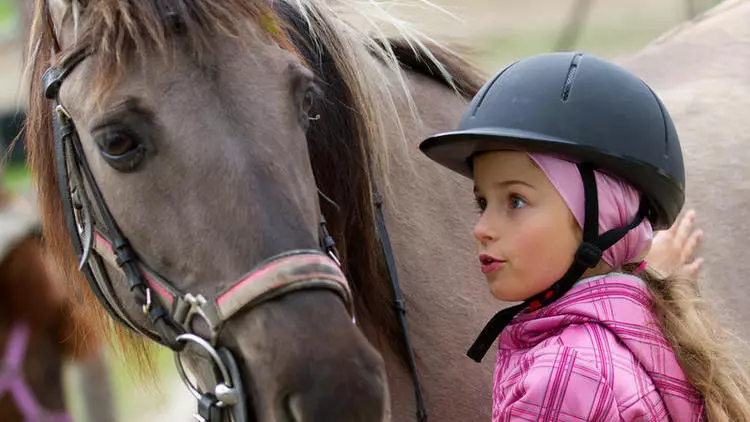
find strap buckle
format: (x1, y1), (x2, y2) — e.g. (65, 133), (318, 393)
(575, 241), (602, 268)
(174, 294), (223, 345)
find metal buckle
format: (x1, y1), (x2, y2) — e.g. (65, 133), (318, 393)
(174, 294), (222, 345)
(142, 288), (152, 315)
(174, 334), (240, 410)
(55, 104), (72, 122)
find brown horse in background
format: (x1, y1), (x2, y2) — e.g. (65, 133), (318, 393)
(0, 187), (112, 422)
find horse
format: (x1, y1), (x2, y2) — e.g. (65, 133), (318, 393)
(24, 0), (497, 420)
(620, 0), (750, 352)
(0, 186), (109, 422)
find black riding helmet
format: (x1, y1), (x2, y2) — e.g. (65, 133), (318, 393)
(419, 52), (686, 363)
(420, 52), (684, 230)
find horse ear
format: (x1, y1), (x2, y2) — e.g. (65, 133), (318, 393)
(47, 0), (87, 49)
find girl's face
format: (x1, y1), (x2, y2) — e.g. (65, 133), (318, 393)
(472, 151), (582, 302)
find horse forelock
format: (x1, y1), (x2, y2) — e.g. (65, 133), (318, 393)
(41, 0), (301, 104)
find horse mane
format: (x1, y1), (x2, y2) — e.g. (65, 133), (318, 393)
(382, 39), (485, 97)
(24, 0), (483, 370)
(275, 2), (484, 365)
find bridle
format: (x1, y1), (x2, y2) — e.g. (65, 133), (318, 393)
(44, 48), (351, 422)
(42, 47), (427, 421)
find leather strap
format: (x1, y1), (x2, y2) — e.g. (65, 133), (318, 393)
(372, 179), (428, 422)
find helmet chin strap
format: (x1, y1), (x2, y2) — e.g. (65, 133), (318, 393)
(467, 163), (649, 363)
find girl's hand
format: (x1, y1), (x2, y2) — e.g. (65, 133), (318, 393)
(647, 210), (704, 278)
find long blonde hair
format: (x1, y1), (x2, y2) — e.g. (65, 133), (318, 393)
(623, 263), (750, 421)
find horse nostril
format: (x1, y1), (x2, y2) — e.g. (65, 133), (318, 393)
(283, 394), (304, 422)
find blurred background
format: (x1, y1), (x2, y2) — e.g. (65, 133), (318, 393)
(0, 0), (724, 420)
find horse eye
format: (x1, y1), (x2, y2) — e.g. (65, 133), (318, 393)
(99, 132), (137, 156)
(94, 130), (146, 172)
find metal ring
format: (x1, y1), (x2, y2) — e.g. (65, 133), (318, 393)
(174, 333), (233, 405)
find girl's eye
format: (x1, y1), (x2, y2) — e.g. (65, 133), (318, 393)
(474, 196), (487, 213)
(509, 194), (528, 210)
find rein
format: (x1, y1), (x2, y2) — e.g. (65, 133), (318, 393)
(371, 178), (427, 422)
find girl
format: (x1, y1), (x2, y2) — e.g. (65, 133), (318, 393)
(420, 52), (750, 421)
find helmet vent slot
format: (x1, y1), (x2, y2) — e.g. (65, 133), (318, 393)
(561, 53), (584, 102)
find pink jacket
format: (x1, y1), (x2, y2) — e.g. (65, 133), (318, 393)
(493, 274), (705, 421)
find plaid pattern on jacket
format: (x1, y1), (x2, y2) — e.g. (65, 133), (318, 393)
(493, 274), (705, 421)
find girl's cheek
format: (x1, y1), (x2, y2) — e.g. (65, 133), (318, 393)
(511, 226), (553, 270)
(505, 229), (533, 264)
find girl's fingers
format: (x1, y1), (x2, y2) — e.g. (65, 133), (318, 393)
(682, 257), (704, 278)
(675, 210), (696, 244)
(680, 229), (704, 263)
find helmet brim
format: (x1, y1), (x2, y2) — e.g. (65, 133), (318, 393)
(419, 127), (685, 230)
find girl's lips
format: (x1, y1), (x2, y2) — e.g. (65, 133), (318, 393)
(479, 254), (505, 274)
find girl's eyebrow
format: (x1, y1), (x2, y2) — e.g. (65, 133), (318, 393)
(493, 180), (535, 189)
(474, 180), (535, 195)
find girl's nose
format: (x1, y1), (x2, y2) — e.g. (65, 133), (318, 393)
(473, 213), (497, 244)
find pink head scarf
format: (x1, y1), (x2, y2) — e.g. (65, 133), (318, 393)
(528, 153), (653, 269)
